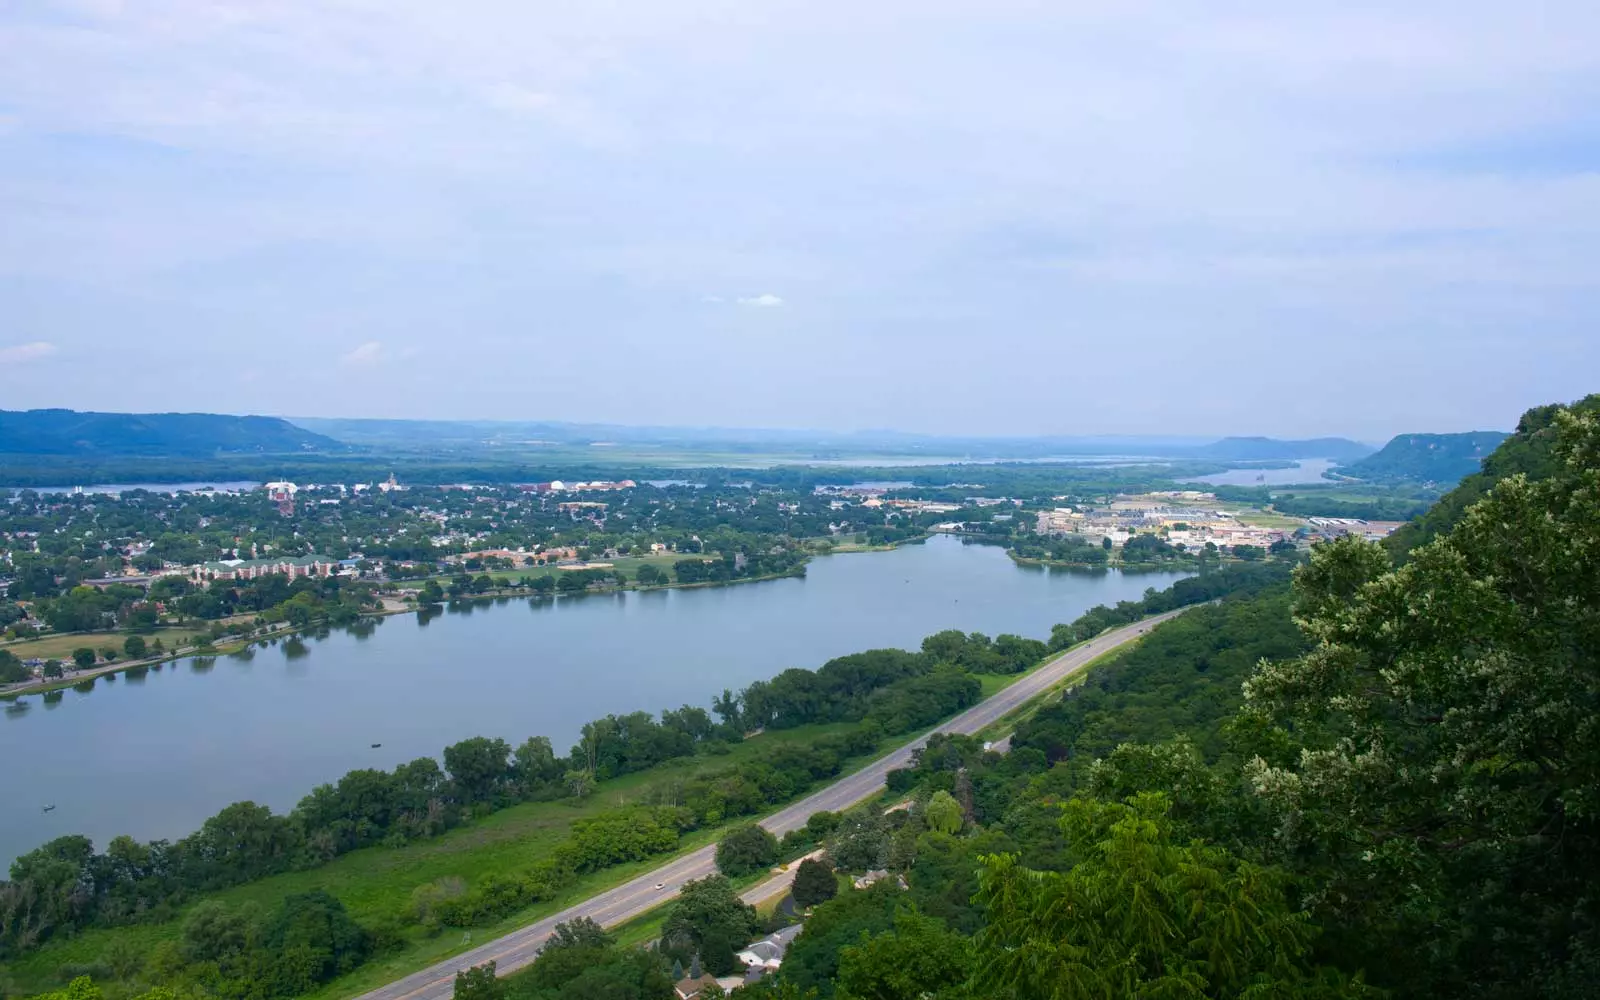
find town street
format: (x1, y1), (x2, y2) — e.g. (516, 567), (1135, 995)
(356, 609), (1188, 1000)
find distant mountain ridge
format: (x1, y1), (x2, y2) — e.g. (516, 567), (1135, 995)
(295, 417), (1372, 462)
(0, 409), (342, 456)
(1338, 430), (1509, 485)
(1190, 436), (1375, 462)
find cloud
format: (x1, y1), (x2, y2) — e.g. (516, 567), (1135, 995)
(482, 83), (559, 116)
(737, 294), (785, 307)
(341, 341), (384, 366)
(0, 341), (57, 365)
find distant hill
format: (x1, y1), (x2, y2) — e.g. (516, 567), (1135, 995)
(0, 409), (342, 456)
(1191, 436), (1375, 461)
(1388, 396), (1598, 558)
(1338, 431), (1509, 485)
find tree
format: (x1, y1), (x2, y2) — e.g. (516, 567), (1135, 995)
(827, 810), (888, 872)
(123, 634), (147, 658)
(565, 769), (595, 799)
(546, 916), (613, 951)
(975, 794), (1374, 999)
(42, 659), (64, 678)
(716, 823), (779, 877)
(453, 962), (505, 1000)
(636, 564), (666, 586)
(419, 580), (444, 604)
(924, 790), (963, 835)
(661, 875), (758, 975)
(836, 908), (972, 1000)
(1240, 405), (1600, 997)
(71, 647), (96, 669)
(443, 736), (511, 803)
(790, 857), (838, 908)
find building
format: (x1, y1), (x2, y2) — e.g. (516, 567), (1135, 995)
(736, 924), (805, 972)
(192, 556), (338, 583)
(673, 973), (721, 999)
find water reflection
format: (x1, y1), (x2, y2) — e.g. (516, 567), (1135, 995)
(189, 657), (217, 674)
(42, 690), (63, 708)
(282, 639), (310, 660)
(72, 678), (95, 694)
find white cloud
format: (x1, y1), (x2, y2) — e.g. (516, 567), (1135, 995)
(341, 341), (384, 366)
(482, 83), (558, 116)
(0, 341), (57, 365)
(737, 294), (784, 307)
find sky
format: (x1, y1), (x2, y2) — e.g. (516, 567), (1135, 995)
(1, 1), (1597, 441)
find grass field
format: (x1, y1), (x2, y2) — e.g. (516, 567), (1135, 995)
(0, 627), (208, 662)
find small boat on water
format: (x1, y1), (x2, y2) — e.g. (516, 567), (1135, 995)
(41, 804), (55, 813)
(370, 743), (382, 749)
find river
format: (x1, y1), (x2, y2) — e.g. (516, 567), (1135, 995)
(1187, 458), (1340, 486)
(0, 536), (1190, 864)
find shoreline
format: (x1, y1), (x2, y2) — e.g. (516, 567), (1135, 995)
(1, 563), (818, 700)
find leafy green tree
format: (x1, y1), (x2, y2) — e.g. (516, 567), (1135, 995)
(71, 647), (96, 669)
(42, 659), (64, 678)
(782, 882), (902, 995)
(443, 736), (511, 803)
(790, 857), (838, 908)
(826, 810), (888, 873)
(661, 875), (758, 975)
(836, 908), (971, 1000)
(453, 961), (504, 1000)
(122, 634), (147, 658)
(259, 890), (371, 993)
(1241, 405), (1600, 998)
(974, 793), (1374, 999)
(924, 790), (962, 835)
(716, 823), (779, 878)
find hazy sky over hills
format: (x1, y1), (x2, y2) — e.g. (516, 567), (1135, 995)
(1, 1), (1596, 438)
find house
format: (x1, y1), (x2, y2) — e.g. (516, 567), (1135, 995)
(852, 869), (907, 890)
(673, 972), (721, 999)
(736, 924), (805, 971)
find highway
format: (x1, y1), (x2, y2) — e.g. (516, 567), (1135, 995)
(356, 609), (1186, 1000)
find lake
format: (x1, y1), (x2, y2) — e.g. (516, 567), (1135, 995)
(0, 535), (1190, 864)
(1187, 458), (1340, 486)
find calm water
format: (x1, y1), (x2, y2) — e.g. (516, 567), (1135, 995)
(1188, 458), (1339, 486)
(0, 536), (1188, 864)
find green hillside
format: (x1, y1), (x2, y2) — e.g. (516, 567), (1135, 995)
(1387, 394), (1600, 557)
(1335, 429), (1507, 485)
(0, 409), (342, 457)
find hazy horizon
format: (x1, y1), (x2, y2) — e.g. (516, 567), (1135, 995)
(3, 3), (1595, 438)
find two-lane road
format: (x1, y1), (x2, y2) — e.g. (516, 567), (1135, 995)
(358, 609), (1186, 1000)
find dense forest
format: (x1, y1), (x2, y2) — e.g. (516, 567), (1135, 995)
(1335, 429), (1508, 484)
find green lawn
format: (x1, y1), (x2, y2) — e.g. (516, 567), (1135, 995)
(0, 627), (208, 662)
